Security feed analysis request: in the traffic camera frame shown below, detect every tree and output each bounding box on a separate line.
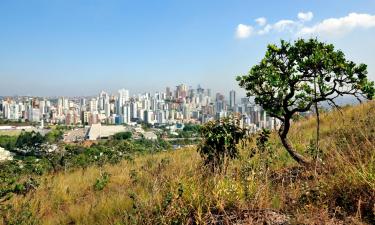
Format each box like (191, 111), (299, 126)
(15, 131), (46, 149)
(198, 116), (246, 174)
(113, 132), (132, 140)
(237, 39), (375, 166)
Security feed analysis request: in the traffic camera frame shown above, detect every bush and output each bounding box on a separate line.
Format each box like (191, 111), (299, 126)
(0, 135), (17, 151)
(15, 131), (46, 149)
(198, 116), (246, 174)
(113, 132), (132, 140)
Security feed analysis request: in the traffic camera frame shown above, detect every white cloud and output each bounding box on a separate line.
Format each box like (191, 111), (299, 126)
(235, 24), (254, 38)
(299, 13), (375, 37)
(235, 12), (375, 39)
(298, 11), (313, 22)
(258, 24), (272, 35)
(273, 20), (299, 32)
(255, 17), (267, 26)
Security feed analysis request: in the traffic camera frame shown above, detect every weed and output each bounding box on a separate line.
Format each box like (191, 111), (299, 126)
(93, 171), (110, 191)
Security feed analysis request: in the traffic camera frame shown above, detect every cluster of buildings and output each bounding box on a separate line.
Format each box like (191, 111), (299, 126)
(0, 84), (280, 132)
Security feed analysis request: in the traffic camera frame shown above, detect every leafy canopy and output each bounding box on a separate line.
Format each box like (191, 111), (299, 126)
(113, 132), (132, 140)
(237, 39), (374, 121)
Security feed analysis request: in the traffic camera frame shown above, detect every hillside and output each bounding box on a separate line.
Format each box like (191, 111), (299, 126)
(1, 102), (374, 225)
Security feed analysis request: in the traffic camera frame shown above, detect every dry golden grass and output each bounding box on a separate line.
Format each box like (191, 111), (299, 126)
(1, 101), (374, 225)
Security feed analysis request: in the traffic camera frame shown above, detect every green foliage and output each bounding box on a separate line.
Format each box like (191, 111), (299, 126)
(0, 159), (42, 201)
(237, 39), (374, 120)
(1, 202), (38, 225)
(93, 172), (111, 191)
(113, 131), (132, 140)
(0, 135), (17, 151)
(45, 128), (64, 143)
(237, 38), (375, 165)
(178, 124), (201, 138)
(182, 124), (201, 133)
(255, 129), (271, 153)
(247, 129), (275, 172)
(15, 131), (46, 149)
(198, 116), (246, 174)
(305, 139), (323, 160)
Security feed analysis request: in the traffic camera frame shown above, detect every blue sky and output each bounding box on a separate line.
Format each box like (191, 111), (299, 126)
(1, 0), (375, 96)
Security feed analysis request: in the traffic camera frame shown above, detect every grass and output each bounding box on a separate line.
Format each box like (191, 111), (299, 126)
(1, 101), (375, 224)
(0, 130), (22, 137)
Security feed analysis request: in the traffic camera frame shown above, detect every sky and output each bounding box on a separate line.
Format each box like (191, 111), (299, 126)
(1, 0), (375, 97)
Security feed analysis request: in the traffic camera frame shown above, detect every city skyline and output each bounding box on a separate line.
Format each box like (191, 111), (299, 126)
(0, 84), (245, 100)
(1, 0), (375, 96)
(2, 84), (274, 133)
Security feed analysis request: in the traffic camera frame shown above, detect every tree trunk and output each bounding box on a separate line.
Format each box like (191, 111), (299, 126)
(313, 76), (320, 160)
(314, 102), (321, 175)
(315, 103), (320, 153)
(279, 118), (311, 167)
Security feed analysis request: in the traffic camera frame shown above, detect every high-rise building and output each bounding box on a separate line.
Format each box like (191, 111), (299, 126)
(166, 87), (172, 99)
(89, 98), (98, 113)
(176, 84), (188, 99)
(39, 100), (46, 115)
(130, 101), (138, 119)
(123, 104), (131, 124)
(80, 98), (87, 110)
(206, 89), (212, 98)
(10, 104), (19, 120)
(118, 89), (129, 104)
(229, 90), (236, 110)
(29, 108), (40, 122)
(144, 110), (153, 124)
(104, 101), (111, 117)
(98, 91), (108, 111)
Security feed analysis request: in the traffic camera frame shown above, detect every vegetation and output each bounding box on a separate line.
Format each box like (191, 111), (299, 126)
(0, 119), (37, 126)
(1, 39), (374, 225)
(44, 127), (64, 143)
(0, 102), (374, 224)
(15, 131), (45, 149)
(0, 130), (174, 207)
(0, 105), (373, 219)
(0, 135), (17, 150)
(237, 38), (375, 166)
(0, 127), (63, 152)
(198, 116), (246, 174)
(113, 131), (132, 140)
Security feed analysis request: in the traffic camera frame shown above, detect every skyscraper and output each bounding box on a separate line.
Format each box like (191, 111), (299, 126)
(123, 104), (131, 124)
(130, 101), (138, 119)
(117, 89), (129, 114)
(230, 90), (236, 110)
(176, 84), (188, 99)
(89, 98), (98, 113)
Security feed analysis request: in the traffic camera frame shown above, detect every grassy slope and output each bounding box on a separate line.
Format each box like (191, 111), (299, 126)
(1, 101), (375, 225)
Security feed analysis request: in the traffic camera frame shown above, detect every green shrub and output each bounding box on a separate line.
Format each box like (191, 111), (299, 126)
(94, 172), (111, 191)
(113, 132), (132, 140)
(198, 116), (246, 174)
